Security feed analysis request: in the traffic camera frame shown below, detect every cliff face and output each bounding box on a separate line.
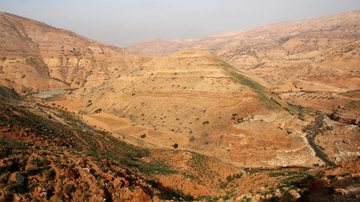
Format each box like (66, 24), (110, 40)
(0, 13), (66, 93)
(0, 12), (142, 93)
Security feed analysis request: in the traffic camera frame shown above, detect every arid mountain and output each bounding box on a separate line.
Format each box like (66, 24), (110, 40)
(127, 11), (360, 89)
(1, 11), (358, 167)
(0, 11), (359, 201)
(0, 12), (142, 93)
(67, 50), (324, 168)
(127, 10), (360, 121)
(0, 13), (65, 93)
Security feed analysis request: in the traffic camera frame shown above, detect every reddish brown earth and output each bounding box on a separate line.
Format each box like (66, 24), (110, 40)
(0, 87), (243, 201)
(0, 10), (359, 201)
(60, 51), (323, 168)
(0, 90), (179, 201)
(1, 89), (359, 201)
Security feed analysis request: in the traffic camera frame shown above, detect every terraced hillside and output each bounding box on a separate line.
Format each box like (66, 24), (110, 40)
(57, 50), (324, 168)
(127, 11), (360, 89)
(127, 10), (360, 118)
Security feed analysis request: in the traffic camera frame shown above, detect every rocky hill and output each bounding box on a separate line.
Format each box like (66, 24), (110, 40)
(0, 12), (142, 93)
(0, 87), (243, 200)
(1, 87), (359, 201)
(0, 11), (359, 201)
(127, 10), (360, 123)
(67, 50), (324, 168)
(0, 88), (164, 201)
(127, 11), (360, 89)
(1, 11), (358, 168)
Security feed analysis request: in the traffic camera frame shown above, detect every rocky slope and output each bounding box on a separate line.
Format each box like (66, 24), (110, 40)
(1, 89), (359, 201)
(127, 12), (360, 89)
(56, 50), (327, 168)
(0, 11), (359, 201)
(0, 12), (143, 93)
(0, 13), (65, 93)
(0, 87), (245, 201)
(0, 11), (326, 168)
(127, 10), (360, 125)
(0, 88), (173, 201)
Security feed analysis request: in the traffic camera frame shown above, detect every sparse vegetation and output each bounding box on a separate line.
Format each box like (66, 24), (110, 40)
(202, 120), (210, 125)
(221, 62), (281, 109)
(1, 9), (360, 202)
(137, 161), (177, 175)
(0, 98), (187, 201)
(226, 173), (243, 181)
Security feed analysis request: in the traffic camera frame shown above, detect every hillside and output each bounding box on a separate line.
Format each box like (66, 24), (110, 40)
(127, 11), (360, 116)
(0, 88), (172, 201)
(0, 12), (143, 93)
(1, 90), (359, 201)
(0, 87), (245, 200)
(53, 50), (329, 168)
(1, 11), (358, 167)
(0, 11), (359, 201)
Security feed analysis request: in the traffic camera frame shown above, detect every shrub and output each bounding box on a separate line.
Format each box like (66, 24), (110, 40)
(202, 121), (210, 125)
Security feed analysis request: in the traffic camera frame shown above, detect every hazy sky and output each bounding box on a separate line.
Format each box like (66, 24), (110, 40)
(1, 0), (360, 46)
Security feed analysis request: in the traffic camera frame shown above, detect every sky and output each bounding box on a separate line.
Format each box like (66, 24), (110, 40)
(1, 0), (360, 46)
